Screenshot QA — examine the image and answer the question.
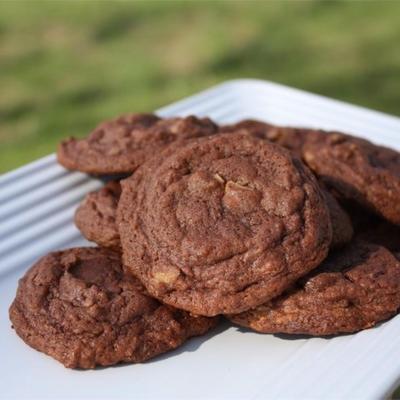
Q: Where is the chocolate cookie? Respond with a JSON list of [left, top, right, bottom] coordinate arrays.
[[222, 120, 353, 248], [221, 119, 309, 158], [118, 133, 332, 316], [323, 190, 353, 248], [9, 247, 217, 369], [75, 181, 121, 249], [229, 240, 400, 335], [57, 113, 218, 175], [302, 132, 400, 225]]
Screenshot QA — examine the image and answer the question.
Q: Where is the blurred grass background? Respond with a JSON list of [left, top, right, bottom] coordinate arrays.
[[1, 0, 400, 173]]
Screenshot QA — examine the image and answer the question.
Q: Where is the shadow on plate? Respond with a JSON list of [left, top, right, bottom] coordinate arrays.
[[231, 319, 390, 340]]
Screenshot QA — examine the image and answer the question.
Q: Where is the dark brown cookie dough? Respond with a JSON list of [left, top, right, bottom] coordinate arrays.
[[229, 240, 400, 336], [57, 113, 218, 175], [221, 119, 310, 158], [323, 189, 353, 248], [75, 181, 121, 249], [9, 247, 217, 369], [118, 133, 332, 316], [221, 119, 274, 138], [302, 132, 400, 225], [222, 120, 353, 248]]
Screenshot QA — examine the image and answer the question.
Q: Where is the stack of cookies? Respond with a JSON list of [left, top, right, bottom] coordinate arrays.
[[9, 113, 400, 369]]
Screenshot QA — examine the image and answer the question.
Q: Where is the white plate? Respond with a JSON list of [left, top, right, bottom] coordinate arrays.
[[1, 79, 400, 400]]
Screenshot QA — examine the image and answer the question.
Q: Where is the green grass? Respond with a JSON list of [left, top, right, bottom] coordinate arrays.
[[1, 0, 400, 173]]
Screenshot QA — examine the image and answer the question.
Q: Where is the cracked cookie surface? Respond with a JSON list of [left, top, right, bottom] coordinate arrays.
[[229, 240, 400, 335], [58, 113, 218, 175], [118, 133, 332, 316], [9, 247, 217, 369]]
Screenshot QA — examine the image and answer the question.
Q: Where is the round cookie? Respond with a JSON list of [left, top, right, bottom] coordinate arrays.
[[75, 181, 121, 249], [229, 240, 400, 336], [302, 132, 400, 225], [9, 247, 217, 369], [222, 120, 353, 248], [57, 113, 218, 175], [118, 132, 332, 316]]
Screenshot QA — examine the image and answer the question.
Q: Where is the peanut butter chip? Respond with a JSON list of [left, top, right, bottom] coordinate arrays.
[[107, 146, 122, 156], [265, 128, 281, 141], [303, 151, 315, 163], [214, 173, 225, 183], [223, 181, 261, 213], [329, 133, 346, 145], [153, 268, 180, 286], [187, 171, 221, 195]]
